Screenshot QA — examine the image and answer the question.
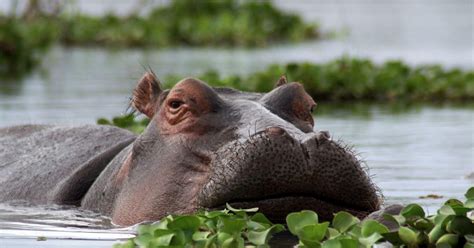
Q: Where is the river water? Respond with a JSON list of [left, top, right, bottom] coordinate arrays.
[[0, 0, 473, 247]]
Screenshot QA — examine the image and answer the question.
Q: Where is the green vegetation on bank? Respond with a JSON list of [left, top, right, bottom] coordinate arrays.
[[164, 57, 474, 102], [113, 187, 474, 247], [0, 0, 318, 78], [0, 16, 56, 78], [61, 0, 318, 47]]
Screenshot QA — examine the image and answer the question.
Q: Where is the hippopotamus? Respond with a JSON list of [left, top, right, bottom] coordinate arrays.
[[0, 72, 385, 226]]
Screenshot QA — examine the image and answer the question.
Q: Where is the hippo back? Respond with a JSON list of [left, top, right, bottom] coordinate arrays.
[[0, 124, 136, 205]]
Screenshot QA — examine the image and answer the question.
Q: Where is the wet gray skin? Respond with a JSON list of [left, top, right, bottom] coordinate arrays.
[[0, 73, 381, 226]]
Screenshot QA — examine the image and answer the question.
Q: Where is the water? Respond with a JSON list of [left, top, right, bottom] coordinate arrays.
[[0, 0, 473, 246]]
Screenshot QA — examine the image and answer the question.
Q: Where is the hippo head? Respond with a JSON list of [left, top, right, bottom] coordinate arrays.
[[85, 72, 380, 225]]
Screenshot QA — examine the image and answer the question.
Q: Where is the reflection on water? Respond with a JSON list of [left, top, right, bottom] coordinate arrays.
[[0, 203, 134, 247]]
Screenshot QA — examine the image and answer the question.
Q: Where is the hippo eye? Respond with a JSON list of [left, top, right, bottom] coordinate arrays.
[[169, 100, 183, 109], [310, 105, 315, 113]]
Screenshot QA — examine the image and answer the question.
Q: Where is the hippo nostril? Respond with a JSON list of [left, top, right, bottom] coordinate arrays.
[[264, 126, 286, 136]]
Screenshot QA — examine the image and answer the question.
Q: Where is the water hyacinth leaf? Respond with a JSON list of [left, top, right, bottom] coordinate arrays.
[[337, 239, 358, 248], [332, 211, 360, 232], [413, 218, 434, 230], [137, 224, 153, 235], [383, 214, 405, 226], [439, 205, 456, 216], [204, 219, 217, 230], [382, 231, 404, 246], [428, 224, 446, 244], [217, 232, 232, 244], [298, 222, 330, 242], [321, 238, 357, 248], [348, 225, 361, 238], [152, 233, 177, 246], [465, 187, 474, 200], [250, 212, 273, 225], [247, 224, 285, 245], [465, 199, 474, 208], [221, 236, 244, 248], [193, 231, 211, 241], [446, 216, 474, 235], [361, 220, 389, 237], [226, 203, 258, 213], [445, 198, 464, 207], [452, 206, 472, 216], [436, 233, 459, 247], [398, 226, 419, 246], [247, 220, 268, 231], [204, 210, 229, 218], [219, 217, 246, 234], [358, 232, 383, 247], [465, 242, 474, 248], [134, 233, 153, 246], [326, 227, 340, 239], [168, 215, 201, 231], [466, 234, 474, 243], [401, 204, 425, 218], [286, 210, 319, 235]]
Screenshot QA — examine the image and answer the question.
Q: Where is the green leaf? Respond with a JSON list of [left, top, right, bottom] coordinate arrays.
[[192, 231, 211, 241], [217, 232, 232, 245], [250, 212, 273, 225], [226, 203, 258, 213], [446, 216, 474, 235], [134, 233, 153, 246], [382, 231, 404, 246], [218, 216, 246, 234], [321, 238, 357, 248], [286, 210, 319, 235], [398, 226, 418, 246], [298, 222, 330, 242], [436, 233, 459, 247], [332, 211, 360, 233], [466, 235, 474, 243], [358, 232, 384, 247], [465, 199, 474, 208], [445, 198, 464, 207], [152, 232, 176, 246], [413, 218, 434, 231], [452, 206, 472, 216], [204, 210, 228, 218], [464, 242, 474, 248], [326, 227, 340, 239], [361, 220, 389, 237], [221, 236, 244, 248], [401, 203, 425, 218], [439, 205, 456, 216], [168, 215, 201, 231], [247, 224, 285, 245], [383, 214, 406, 226], [429, 224, 446, 244], [465, 187, 474, 200]]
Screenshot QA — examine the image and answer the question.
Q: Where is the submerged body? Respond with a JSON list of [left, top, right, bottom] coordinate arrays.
[[0, 73, 382, 225]]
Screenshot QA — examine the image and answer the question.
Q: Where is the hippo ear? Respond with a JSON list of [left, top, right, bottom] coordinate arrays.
[[132, 72, 162, 118], [274, 75, 288, 88]]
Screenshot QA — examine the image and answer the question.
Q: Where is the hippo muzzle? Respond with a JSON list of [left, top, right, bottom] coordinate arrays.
[[199, 127, 380, 222]]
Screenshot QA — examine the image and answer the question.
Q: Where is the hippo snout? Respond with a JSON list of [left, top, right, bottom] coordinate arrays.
[[198, 128, 380, 222]]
